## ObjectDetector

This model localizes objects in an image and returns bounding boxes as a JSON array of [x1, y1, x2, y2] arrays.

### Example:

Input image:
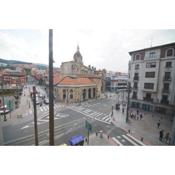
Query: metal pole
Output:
[[1, 77, 7, 121], [126, 82, 131, 123], [33, 86, 38, 145], [49, 29, 54, 145], [87, 129, 89, 145]]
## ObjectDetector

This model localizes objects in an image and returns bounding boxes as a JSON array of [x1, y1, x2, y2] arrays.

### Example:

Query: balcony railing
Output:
[[133, 86, 138, 90], [132, 96, 137, 99], [162, 89, 169, 93], [161, 100, 169, 105], [133, 76, 139, 81], [143, 97, 153, 102], [163, 77, 171, 81]]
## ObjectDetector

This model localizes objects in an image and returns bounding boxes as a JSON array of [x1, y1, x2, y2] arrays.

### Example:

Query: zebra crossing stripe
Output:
[[101, 116, 109, 120], [104, 117, 111, 122], [122, 135, 139, 146], [126, 134, 145, 146], [112, 137, 123, 146], [94, 113, 103, 118]]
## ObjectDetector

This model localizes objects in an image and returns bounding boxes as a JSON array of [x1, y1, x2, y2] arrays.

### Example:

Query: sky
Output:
[[0, 0, 175, 73], [1, 29, 175, 72]]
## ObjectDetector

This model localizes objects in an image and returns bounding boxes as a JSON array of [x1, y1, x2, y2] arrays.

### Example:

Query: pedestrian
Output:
[[108, 135, 110, 139], [140, 113, 143, 120], [159, 130, 164, 142], [164, 132, 170, 143], [137, 109, 139, 115], [122, 108, 124, 114], [157, 121, 160, 129], [168, 137, 171, 145]]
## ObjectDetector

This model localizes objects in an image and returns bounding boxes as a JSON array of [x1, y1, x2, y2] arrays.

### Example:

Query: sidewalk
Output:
[[84, 133, 117, 146], [112, 105, 173, 145]]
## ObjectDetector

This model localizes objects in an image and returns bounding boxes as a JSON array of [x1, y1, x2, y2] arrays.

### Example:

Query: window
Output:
[[63, 89, 66, 99], [132, 92, 137, 99], [146, 62, 156, 68], [145, 93, 151, 99], [163, 83, 169, 90], [144, 83, 154, 89], [164, 72, 171, 80], [145, 72, 155, 78], [166, 48, 174, 57], [149, 51, 156, 58], [165, 62, 172, 68], [135, 64, 139, 70], [70, 89, 73, 99], [133, 82, 138, 89], [135, 54, 140, 60]]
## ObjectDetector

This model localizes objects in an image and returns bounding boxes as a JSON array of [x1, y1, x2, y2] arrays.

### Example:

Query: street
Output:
[[2, 88, 144, 146]]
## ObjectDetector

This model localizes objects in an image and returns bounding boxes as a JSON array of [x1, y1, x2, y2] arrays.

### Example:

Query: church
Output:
[[53, 46, 106, 103]]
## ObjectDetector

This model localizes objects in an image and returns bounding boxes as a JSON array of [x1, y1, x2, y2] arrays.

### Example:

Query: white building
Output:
[[128, 42, 175, 115], [106, 72, 128, 92]]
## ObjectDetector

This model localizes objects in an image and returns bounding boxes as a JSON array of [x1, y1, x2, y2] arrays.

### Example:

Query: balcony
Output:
[[161, 100, 169, 105], [132, 95, 137, 99], [133, 86, 138, 90], [163, 77, 171, 81], [162, 89, 169, 94], [133, 76, 139, 81], [143, 97, 153, 102]]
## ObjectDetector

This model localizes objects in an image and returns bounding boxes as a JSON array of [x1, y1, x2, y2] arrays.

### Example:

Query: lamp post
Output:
[[126, 82, 131, 123], [1, 76, 7, 121]]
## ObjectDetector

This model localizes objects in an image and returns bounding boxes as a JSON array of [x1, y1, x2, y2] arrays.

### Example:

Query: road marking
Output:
[[122, 135, 139, 146], [126, 134, 145, 146], [21, 125, 29, 130], [40, 107, 44, 112], [112, 137, 123, 146], [121, 139, 126, 142], [39, 139, 48, 145], [101, 116, 109, 120], [117, 136, 121, 139]]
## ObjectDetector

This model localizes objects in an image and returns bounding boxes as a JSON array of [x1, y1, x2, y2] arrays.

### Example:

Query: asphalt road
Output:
[[3, 93, 141, 146]]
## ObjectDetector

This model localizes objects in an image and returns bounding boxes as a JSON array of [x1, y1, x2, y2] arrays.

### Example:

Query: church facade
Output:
[[53, 46, 106, 103]]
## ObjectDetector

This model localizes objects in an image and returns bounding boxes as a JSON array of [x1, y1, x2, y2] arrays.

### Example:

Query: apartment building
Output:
[[128, 42, 175, 115]]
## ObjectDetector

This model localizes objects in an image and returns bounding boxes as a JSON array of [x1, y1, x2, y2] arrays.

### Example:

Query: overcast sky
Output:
[[0, 1, 175, 73], [1, 29, 175, 72]]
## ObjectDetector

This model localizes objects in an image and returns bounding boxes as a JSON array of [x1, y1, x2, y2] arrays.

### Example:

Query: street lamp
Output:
[[0, 76, 7, 121], [126, 82, 131, 123]]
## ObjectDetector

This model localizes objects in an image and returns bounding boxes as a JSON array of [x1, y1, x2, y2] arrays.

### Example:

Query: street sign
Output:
[[85, 120, 92, 131]]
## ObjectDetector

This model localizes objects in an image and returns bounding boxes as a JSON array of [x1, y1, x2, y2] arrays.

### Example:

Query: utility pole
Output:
[[49, 29, 54, 145], [1, 76, 7, 121], [33, 86, 38, 146], [126, 82, 131, 123]]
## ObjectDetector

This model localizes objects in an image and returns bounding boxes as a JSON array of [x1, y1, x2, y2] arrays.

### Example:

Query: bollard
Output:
[[128, 129, 130, 134], [141, 137, 143, 142]]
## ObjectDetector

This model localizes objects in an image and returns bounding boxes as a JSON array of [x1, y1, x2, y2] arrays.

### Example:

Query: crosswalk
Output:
[[23, 104, 65, 117], [68, 106, 112, 124], [112, 133, 145, 146], [20, 112, 70, 130]]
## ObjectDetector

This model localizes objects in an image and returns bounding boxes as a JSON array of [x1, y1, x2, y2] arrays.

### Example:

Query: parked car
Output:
[[0, 105, 10, 115], [44, 98, 49, 104]]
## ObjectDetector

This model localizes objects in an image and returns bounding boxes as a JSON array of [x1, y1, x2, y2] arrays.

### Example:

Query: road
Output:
[[2, 94, 144, 146]]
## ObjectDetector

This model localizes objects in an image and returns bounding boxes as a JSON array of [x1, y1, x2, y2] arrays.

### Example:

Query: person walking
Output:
[[157, 120, 160, 129], [140, 113, 143, 120], [164, 132, 170, 144], [137, 109, 139, 115], [159, 130, 164, 142]]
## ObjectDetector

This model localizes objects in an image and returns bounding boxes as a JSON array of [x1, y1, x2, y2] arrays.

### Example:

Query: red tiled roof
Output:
[[58, 76, 95, 86], [54, 72, 61, 85]]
